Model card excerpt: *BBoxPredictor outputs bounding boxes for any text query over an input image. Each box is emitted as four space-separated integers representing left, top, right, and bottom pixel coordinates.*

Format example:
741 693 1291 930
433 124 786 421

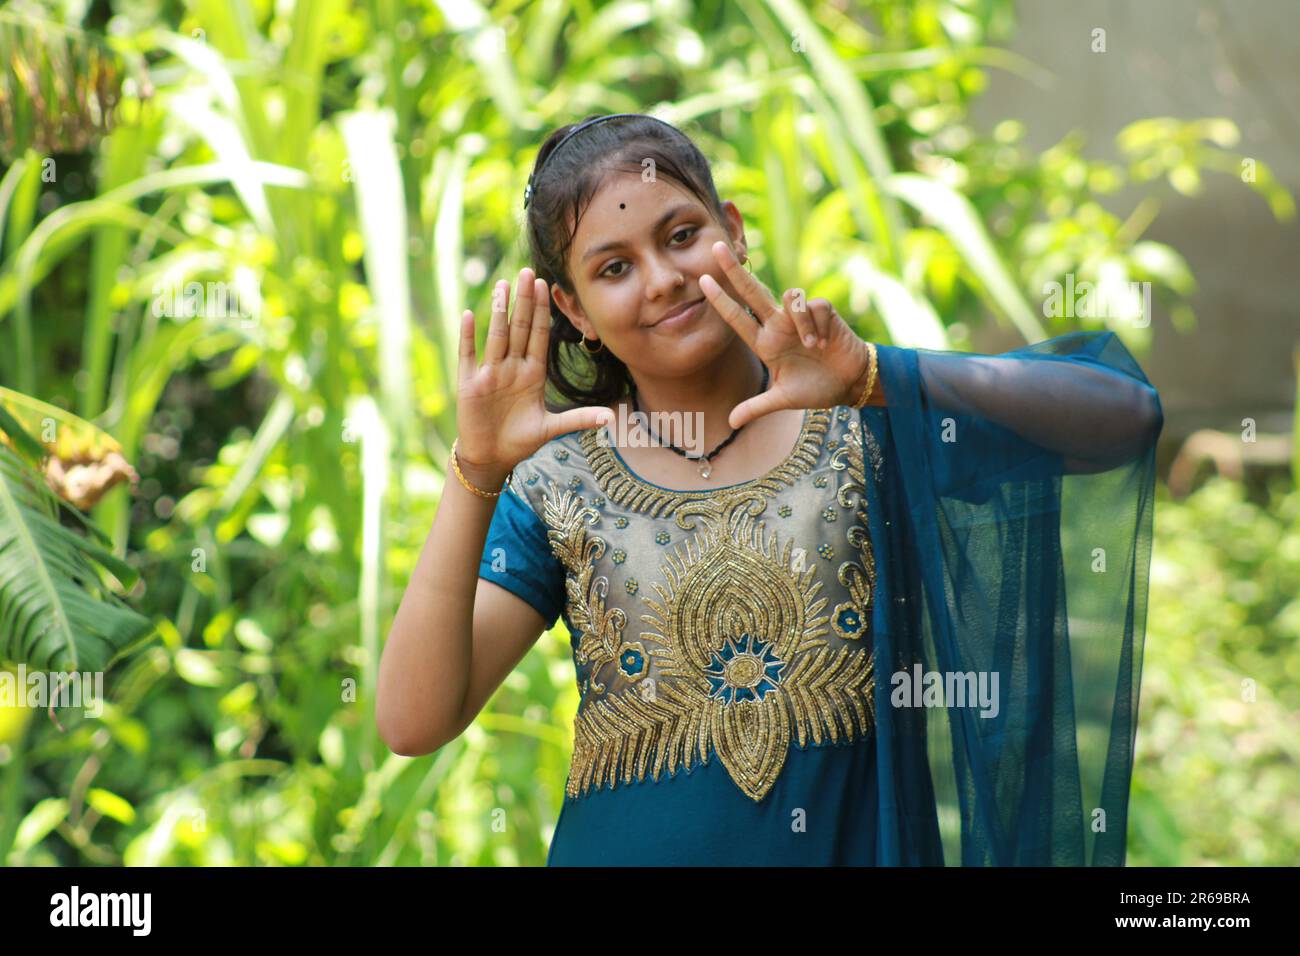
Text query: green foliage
1130 477 1300 866
0 401 153 673
0 3 147 162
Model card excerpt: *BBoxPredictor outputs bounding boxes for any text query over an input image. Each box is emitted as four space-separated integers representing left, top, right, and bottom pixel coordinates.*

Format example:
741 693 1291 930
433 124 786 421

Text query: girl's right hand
455 268 614 482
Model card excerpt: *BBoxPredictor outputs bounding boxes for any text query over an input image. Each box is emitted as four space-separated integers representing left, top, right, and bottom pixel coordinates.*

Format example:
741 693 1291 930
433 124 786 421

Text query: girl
377 113 1163 866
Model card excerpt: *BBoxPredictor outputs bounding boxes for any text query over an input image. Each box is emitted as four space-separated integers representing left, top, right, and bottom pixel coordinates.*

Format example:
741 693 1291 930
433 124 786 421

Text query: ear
550 281 596 338
719 200 748 262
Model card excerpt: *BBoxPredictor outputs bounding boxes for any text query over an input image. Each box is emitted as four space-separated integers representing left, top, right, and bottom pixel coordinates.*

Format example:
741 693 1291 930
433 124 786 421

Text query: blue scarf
868 329 1161 864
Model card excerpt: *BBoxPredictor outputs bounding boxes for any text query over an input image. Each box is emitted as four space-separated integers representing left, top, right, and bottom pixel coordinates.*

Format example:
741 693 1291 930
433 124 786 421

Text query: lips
651 297 705 328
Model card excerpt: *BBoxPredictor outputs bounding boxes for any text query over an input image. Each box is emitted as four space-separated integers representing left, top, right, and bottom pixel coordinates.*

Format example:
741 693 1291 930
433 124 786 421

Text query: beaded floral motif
529 408 879 803
704 633 785 704
619 642 649 680
832 601 866 639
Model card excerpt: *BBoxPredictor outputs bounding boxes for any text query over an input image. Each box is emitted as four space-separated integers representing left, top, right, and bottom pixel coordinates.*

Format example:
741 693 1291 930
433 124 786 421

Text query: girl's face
551 171 750 375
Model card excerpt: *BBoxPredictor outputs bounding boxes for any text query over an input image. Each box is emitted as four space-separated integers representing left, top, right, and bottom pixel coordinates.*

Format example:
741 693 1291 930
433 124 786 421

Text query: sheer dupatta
865 330 1162 865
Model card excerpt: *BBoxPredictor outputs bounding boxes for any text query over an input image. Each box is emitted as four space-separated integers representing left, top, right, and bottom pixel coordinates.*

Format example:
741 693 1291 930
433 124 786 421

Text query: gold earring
579 336 605 355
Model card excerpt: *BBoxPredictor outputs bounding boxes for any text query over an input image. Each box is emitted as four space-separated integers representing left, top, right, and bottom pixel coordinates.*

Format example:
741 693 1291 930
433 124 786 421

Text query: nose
643 252 686 301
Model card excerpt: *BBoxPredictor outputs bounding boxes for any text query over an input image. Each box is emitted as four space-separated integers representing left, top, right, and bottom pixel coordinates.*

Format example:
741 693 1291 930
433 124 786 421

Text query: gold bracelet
851 342 878 408
450 438 510 499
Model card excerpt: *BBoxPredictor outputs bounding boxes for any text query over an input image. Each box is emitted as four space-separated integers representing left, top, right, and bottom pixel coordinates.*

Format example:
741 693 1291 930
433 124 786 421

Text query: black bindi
619 203 625 209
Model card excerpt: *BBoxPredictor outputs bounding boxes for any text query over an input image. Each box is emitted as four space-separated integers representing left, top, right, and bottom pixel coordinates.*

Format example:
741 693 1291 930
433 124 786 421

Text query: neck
624 342 767 452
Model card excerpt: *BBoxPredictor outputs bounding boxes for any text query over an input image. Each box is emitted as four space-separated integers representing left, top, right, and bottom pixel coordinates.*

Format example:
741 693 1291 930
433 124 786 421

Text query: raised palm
456 269 612 473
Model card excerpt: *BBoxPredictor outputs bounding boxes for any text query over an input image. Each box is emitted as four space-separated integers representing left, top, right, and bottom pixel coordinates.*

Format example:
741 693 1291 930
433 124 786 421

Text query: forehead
572 172 706 261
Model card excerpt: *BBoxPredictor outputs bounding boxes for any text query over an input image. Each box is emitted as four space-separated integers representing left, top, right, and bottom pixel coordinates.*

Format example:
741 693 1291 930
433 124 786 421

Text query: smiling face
550 171 751 378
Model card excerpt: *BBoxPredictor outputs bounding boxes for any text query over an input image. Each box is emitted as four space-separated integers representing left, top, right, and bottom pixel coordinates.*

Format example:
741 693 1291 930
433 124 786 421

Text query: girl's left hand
701 241 874 430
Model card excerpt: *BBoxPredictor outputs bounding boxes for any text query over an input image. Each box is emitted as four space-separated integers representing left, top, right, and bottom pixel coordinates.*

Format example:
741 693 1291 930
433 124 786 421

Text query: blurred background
0 0 1295 866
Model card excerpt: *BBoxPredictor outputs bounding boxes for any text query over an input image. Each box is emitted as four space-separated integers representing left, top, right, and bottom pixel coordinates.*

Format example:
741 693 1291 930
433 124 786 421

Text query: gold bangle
450 438 509 499
852 342 878 408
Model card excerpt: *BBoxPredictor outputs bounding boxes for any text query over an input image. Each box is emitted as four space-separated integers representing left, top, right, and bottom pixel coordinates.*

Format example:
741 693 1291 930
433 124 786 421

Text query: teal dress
478 331 1162 866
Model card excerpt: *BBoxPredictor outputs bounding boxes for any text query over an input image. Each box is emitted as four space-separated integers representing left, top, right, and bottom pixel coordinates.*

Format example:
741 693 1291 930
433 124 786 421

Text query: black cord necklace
630 364 769 479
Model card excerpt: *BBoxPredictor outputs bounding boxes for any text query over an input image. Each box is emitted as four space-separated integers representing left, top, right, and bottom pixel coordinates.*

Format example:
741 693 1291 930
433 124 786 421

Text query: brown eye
599 227 697 279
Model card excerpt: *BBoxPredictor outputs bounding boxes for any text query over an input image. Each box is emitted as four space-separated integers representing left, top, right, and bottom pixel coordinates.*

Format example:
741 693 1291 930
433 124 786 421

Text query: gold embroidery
831 414 877 628
541 407 878 803
562 502 876 803
580 408 832 534
541 484 626 694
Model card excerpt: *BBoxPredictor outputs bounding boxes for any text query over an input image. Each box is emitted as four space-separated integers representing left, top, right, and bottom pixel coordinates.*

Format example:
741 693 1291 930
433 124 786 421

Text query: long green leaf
341 108 414 467
434 0 525 125
79 118 158 419
844 251 949 349
758 0 907 268
884 172 1047 342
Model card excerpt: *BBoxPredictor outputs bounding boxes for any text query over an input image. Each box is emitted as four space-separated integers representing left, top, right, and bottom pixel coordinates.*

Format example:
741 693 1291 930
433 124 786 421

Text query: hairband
523 112 680 210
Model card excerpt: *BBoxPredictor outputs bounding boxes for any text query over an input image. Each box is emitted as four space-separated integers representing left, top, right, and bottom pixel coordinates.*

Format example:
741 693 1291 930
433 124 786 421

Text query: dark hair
523 114 730 413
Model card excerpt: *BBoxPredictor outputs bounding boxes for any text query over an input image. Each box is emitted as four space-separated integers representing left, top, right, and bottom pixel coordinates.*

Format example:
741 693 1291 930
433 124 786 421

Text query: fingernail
819 338 827 349
804 335 816 348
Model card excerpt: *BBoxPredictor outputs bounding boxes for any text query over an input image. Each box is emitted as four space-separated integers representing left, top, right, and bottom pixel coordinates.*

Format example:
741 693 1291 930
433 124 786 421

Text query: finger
785 288 818 349
508 268 535 357
526 278 552 365
458 308 477 385
549 405 614 442
484 278 511 364
808 298 833 349
700 273 759 352
728 387 786 431
710 241 781 320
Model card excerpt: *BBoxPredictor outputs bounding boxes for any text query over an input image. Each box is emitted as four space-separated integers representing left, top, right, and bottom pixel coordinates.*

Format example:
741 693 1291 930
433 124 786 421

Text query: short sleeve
478 482 565 630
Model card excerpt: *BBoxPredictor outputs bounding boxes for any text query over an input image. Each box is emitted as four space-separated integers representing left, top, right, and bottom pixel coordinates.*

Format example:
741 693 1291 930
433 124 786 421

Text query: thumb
548 405 614 441
729 389 783 430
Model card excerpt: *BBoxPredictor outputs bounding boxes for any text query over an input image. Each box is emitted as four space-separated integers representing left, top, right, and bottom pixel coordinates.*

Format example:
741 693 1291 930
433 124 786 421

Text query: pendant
698 458 712 479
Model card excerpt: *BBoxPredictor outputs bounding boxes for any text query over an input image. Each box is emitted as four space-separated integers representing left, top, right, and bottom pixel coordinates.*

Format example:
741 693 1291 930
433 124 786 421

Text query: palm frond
0 400 153 673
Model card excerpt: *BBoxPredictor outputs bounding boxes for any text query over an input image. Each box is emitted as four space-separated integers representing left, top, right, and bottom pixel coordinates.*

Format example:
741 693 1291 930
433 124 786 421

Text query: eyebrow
581 203 699 263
